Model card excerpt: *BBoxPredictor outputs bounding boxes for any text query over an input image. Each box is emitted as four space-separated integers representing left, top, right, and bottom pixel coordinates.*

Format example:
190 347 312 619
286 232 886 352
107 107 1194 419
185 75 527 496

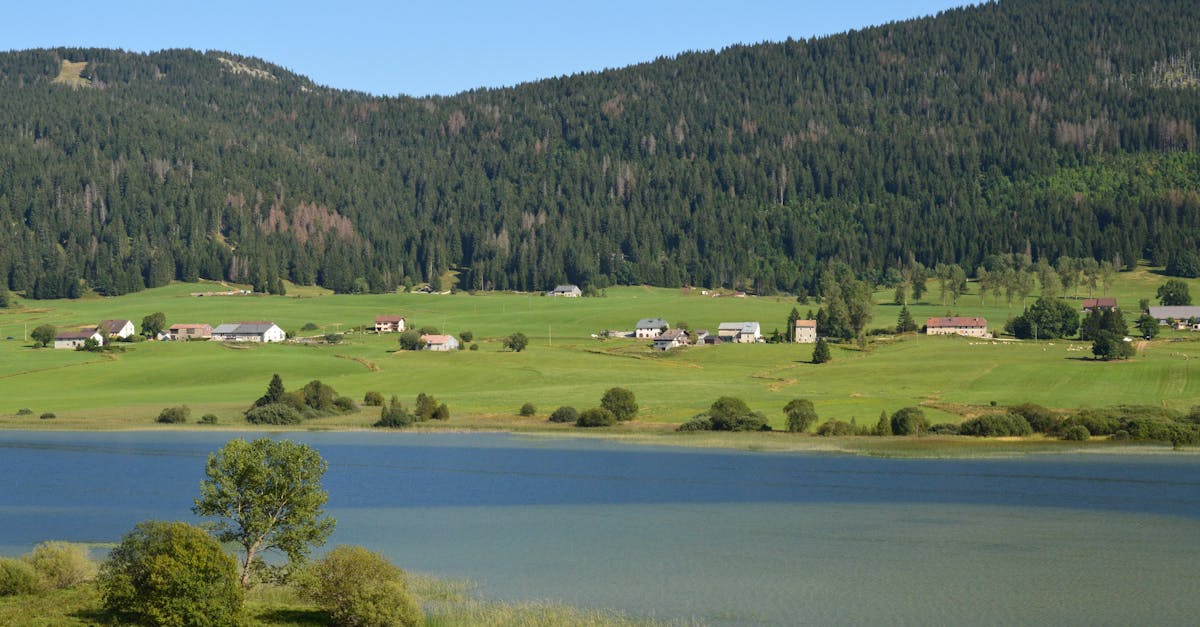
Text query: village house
1081 298 1118 312
925 316 990 338
54 326 104 350
211 321 286 343
98 319 136 340
653 329 689 351
166 323 212 341
374 315 406 333
717 321 762 343
1147 306 1200 329
794 319 817 343
635 318 670 339
549 284 582 297
421 334 460 351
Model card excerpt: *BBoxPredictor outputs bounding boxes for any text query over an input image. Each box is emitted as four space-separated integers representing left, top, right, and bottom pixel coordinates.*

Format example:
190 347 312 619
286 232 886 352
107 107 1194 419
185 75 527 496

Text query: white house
653 329 689 351
925 317 990 338
98 319 136 340
794 319 817 343
421 334 460 351
635 318 670 339
717 322 762 343
374 315 406 333
211 321 286 343
549 284 582 297
54 327 104 350
1147 306 1200 329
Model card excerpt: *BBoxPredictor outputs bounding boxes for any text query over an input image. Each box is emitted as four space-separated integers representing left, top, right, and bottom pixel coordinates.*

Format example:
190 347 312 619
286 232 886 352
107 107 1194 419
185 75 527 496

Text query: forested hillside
1 0 1198 298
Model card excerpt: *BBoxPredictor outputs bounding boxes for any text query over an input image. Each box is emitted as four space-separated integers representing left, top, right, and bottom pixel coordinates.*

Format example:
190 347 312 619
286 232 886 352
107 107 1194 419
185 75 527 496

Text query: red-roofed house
375 315 406 333
925 317 990 338
793 319 817 343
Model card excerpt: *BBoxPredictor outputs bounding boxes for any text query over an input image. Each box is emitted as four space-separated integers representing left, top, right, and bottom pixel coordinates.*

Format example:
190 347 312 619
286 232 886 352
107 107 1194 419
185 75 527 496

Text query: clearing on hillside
52 60 91 87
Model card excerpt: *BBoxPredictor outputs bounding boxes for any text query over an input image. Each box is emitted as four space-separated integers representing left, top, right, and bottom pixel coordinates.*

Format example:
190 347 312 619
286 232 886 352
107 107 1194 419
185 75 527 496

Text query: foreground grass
0 577 664 627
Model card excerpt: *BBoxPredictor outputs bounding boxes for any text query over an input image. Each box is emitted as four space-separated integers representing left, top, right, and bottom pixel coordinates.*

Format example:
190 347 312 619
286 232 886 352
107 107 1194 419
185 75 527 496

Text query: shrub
245 402 302 425
301 322 319 331
784 399 818 433
1061 425 1091 441
469 343 479 351
1061 409 1120 436
39 412 56 420
398 329 425 351
155 405 191 424
24 541 97 590
928 423 960 435
302 380 339 413
332 396 355 412
600 387 638 421
363 391 384 406
890 407 929 436
519 402 537 416
1009 403 1059 433
16 408 33 416
98 521 242 626
815 419 855 436
300 545 423 627
548 406 579 423
375 397 414 428
0 557 41 596
958 413 1033 437
676 416 713 432
199 414 219 425
323 333 343 344
576 407 617 427
459 330 474 343
705 396 770 431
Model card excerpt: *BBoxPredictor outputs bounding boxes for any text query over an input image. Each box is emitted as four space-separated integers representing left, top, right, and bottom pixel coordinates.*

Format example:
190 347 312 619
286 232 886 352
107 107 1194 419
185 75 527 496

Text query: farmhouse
635 318 670 339
718 321 762 343
794 319 817 343
421 334 459 351
925 316 990 338
1147 306 1200 329
211 321 285 343
54 327 104 350
653 329 689 351
374 315 406 333
694 329 710 344
1082 298 1118 312
550 284 582 297
166 323 212 340
98 319 136 340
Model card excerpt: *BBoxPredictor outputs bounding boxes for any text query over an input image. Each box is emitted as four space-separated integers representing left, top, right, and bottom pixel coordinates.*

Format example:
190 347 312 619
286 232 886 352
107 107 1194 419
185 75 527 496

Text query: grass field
1 268 1198 433
51 60 90 87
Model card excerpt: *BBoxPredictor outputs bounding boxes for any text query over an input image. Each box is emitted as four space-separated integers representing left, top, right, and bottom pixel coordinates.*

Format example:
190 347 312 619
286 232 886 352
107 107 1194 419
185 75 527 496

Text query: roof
636 318 669 329
169 323 211 330
655 329 688 341
98 319 132 333
375 315 405 322
213 322 279 335
55 327 99 340
717 321 760 334
795 319 817 328
1082 298 1118 309
926 316 987 328
421 334 454 344
1148 306 1200 319
552 284 580 292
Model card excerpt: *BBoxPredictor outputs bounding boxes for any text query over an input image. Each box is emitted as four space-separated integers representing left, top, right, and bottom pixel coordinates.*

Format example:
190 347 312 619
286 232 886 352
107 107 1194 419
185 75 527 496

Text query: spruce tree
896 305 918 333
812 338 831 364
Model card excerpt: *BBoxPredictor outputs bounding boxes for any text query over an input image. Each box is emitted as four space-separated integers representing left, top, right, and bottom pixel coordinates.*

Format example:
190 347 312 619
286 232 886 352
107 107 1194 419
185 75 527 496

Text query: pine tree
254 374 286 408
896 305 918 333
812 338 831 364
874 411 891 436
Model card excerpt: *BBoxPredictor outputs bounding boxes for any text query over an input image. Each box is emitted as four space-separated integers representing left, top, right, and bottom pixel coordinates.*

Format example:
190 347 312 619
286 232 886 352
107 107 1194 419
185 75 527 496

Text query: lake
2 431 1200 625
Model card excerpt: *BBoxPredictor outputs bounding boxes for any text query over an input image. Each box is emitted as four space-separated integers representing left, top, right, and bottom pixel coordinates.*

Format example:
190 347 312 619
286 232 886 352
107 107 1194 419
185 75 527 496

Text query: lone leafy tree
600 387 638 421
503 331 529 352
783 399 818 433
31 324 56 348
1156 279 1192 306
193 438 335 588
140 312 167 338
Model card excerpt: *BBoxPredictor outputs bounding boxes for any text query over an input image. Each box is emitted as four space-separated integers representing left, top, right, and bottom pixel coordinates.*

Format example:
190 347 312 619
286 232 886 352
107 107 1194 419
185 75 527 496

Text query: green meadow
1 268 1199 432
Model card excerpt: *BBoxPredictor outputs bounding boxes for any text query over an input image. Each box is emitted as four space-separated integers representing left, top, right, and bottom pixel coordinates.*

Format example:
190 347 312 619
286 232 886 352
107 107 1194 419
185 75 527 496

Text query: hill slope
0 0 1198 298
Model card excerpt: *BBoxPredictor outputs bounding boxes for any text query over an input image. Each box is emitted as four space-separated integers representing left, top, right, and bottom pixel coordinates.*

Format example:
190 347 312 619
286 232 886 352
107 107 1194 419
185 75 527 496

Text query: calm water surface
2 431 1199 625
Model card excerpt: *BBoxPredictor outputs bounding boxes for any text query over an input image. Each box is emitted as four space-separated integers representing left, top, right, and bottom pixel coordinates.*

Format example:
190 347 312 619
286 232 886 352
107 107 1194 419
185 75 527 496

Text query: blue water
3 431 1199 625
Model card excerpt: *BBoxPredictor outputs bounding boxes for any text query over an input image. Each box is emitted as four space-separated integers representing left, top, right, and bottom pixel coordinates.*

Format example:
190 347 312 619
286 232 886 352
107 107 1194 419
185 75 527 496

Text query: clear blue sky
4 1 970 97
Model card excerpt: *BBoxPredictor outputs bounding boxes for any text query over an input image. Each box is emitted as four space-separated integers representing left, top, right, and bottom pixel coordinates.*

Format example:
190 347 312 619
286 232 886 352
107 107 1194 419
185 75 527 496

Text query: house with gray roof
212 321 286 343
1148 306 1200 330
635 318 670 339
717 321 762 343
